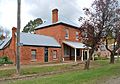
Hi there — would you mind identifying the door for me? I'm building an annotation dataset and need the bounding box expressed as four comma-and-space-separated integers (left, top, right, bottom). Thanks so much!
44, 47, 48, 62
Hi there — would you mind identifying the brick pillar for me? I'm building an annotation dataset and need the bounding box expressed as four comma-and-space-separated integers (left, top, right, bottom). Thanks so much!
52, 9, 58, 23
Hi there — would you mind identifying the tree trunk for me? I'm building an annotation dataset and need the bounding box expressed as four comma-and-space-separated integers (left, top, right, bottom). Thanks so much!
84, 58, 90, 70
84, 49, 94, 70
105, 38, 115, 64
110, 52, 114, 64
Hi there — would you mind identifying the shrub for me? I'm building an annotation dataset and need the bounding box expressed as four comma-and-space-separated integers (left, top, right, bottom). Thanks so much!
0, 56, 13, 65
94, 56, 108, 60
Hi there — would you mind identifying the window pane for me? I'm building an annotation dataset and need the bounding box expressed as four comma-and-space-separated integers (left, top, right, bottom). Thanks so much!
65, 29, 69, 39
53, 50, 57, 59
31, 50, 36, 60
76, 32, 79, 40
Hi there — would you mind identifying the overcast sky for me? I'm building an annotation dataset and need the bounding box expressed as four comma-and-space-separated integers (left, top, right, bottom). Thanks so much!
0, 0, 94, 31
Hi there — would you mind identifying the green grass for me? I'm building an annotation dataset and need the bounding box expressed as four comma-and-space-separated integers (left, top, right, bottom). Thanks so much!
7, 60, 120, 84
0, 69, 16, 78
20, 64, 72, 75
0, 64, 72, 78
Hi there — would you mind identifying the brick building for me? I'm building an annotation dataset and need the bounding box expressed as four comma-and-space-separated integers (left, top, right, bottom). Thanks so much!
0, 9, 90, 64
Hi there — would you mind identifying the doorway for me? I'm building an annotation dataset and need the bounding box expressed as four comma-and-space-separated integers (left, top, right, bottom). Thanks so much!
44, 47, 48, 62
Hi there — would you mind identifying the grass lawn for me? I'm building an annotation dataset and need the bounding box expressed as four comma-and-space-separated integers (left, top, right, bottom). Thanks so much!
0, 64, 73, 78
6, 60, 120, 84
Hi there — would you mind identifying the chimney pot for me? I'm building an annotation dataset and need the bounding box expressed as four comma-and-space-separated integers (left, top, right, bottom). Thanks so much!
52, 9, 58, 23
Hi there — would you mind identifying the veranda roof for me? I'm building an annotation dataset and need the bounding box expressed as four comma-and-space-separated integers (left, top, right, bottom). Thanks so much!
63, 41, 89, 49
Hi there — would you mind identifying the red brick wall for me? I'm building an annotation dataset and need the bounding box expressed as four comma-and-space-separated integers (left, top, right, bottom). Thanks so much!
35, 25, 81, 44
52, 9, 58, 23
0, 45, 61, 65
35, 25, 62, 44
48, 48, 61, 62
20, 46, 61, 64
0, 26, 61, 64
0, 27, 17, 64
60, 25, 81, 42
10, 27, 16, 51
0, 47, 16, 64
35, 24, 81, 60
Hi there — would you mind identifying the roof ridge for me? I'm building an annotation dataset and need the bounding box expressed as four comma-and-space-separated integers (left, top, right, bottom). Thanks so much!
20, 32, 56, 39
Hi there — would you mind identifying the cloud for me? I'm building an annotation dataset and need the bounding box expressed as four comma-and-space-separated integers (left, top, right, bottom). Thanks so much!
0, 0, 17, 30
0, 0, 94, 30
0, 0, 35, 30
24, 0, 83, 24
24, 0, 96, 27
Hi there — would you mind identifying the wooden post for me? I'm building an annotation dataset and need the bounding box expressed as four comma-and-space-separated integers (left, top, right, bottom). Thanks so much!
81, 50, 83, 61
87, 50, 89, 60
16, 0, 21, 74
75, 48, 77, 62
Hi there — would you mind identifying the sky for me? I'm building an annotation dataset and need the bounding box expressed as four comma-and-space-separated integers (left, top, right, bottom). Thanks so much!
0, 0, 94, 31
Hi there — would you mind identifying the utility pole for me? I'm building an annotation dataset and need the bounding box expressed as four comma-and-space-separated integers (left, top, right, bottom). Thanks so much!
16, 0, 21, 74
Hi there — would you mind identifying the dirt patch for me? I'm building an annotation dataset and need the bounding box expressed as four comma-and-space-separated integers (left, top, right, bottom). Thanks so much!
100, 76, 120, 84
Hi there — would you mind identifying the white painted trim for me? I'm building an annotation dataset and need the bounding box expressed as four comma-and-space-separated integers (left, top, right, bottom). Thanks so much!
75, 48, 77, 62
81, 50, 83, 61
87, 50, 89, 59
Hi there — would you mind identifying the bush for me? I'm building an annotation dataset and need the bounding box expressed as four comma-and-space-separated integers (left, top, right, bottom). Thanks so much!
0, 56, 13, 65
94, 56, 108, 60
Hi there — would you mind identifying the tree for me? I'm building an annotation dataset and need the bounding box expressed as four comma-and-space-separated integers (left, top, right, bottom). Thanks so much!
93, 0, 120, 64
16, 0, 21, 74
22, 18, 43, 33
79, 0, 120, 69
0, 26, 10, 40
80, 21, 103, 70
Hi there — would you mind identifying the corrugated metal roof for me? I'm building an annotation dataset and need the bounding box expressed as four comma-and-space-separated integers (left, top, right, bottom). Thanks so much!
35, 15, 80, 29
0, 37, 11, 49
20, 32, 61, 47
63, 41, 88, 49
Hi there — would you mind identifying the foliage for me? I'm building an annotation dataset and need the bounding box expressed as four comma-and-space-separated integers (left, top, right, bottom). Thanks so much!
79, 0, 120, 69
0, 56, 13, 65
22, 18, 43, 33
94, 56, 108, 60
0, 26, 10, 40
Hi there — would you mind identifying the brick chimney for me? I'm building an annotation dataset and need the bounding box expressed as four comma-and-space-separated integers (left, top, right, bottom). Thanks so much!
52, 9, 58, 23
11, 27, 17, 50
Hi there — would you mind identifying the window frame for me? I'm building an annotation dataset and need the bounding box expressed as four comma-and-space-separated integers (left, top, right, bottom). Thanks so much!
76, 32, 79, 40
53, 50, 57, 59
31, 49, 37, 61
65, 29, 69, 39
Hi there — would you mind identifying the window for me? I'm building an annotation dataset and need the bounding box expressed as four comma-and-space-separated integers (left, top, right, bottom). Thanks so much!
31, 50, 36, 60
65, 29, 69, 39
76, 32, 79, 40
53, 50, 57, 59
100, 45, 106, 51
